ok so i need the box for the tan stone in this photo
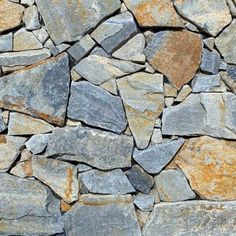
[175,85,192,102]
[174,136,236,200]
[61,200,72,212]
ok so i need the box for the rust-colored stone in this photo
[61,200,72,212]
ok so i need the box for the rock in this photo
[0,135,26,172]
[0,53,70,126]
[0,33,13,52]
[112,34,146,63]
[32,156,79,203]
[0,0,25,33]
[33,26,49,44]
[64,194,142,236]
[133,194,154,212]
[154,169,196,202]
[23,5,40,30]
[220,71,236,94]
[145,30,202,89]
[45,126,133,170]
[174,0,232,36]
[74,55,144,85]
[80,169,135,195]
[0,48,51,66]
[227,65,236,80]
[117,72,164,149]
[13,28,42,51]
[151,128,162,144]
[185,22,199,32]
[36,0,121,44]
[0,110,7,133]
[8,112,54,136]
[175,85,192,102]
[126,165,154,194]
[67,81,127,134]
[124,0,183,28]
[220,61,228,71]
[1,65,25,74]
[21,0,34,5]
[200,49,221,75]
[67,35,96,62]
[203,37,215,51]
[133,138,185,174]
[136,210,150,229]
[25,134,49,154]
[165,97,174,107]
[91,11,138,53]
[100,79,118,95]
[215,19,236,64]
[174,136,236,200]
[143,201,236,236]
[91,46,110,57]
[50,43,70,56]
[70,68,82,82]
[162,92,236,139]
[78,163,92,173]
[149,187,160,204]
[164,83,177,97]
[226,0,236,16]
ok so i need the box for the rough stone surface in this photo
[68,81,127,134]
[0,33,13,52]
[25,134,49,154]
[133,194,154,212]
[133,139,185,174]
[143,201,236,236]
[175,85,192,102]
[33,27,49,44]
[145,30,202,89]
[23,5,40,30]
[117,72,164,149]
[174,136,236,200]
[0,110,7,133]
[220,71,236,94]
[64,194,142,236]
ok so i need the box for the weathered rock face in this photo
[145,30,202,89]
[174,136,236,200]
[143,201,236,236]
[64,194,142,236]
[35,0,121,44]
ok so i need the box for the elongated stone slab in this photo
[0,53,70,126]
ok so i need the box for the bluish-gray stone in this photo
[133,194,154,212]
[0,32,13,52]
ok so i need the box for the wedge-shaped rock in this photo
[220,71,236,94]
[0,110,7,133]
[174,136,236,200]
[133,139,185,174]
[0,135,26,172]
[124,0,183,28]
[174,0,232,36]
[143,201,236,236]
[91,11,138,53]
[8,112,54,135]
[117,72,164,149]
[64,194,142,236]
[162,92,236,139]
[25,134,49,154]
[145,30,202,89]
[0,53,70,126]
[45,127,133,170]
[68,81,127,134]
[80,169,135,195]
[36,0,121,44]
[32,156,79,203]
[74,55,144,85]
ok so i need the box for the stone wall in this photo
[0,0,236,235]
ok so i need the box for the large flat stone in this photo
[0,53,70,126]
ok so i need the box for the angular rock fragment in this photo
[8,112,54,136]
[174,0,232,36]
[117,72,164,149]
[133,194,154,212]
[23,5,40,30]
[91,11,138,53]
[91,46,110,57]
[220,71,236,94]
[145,30,202,89]
[174,85,192,102]
[151,128,162,144]
[25,134,49,154]
[143,201,236,236]
[124,0,183,28]
[68,81,127,134]
[0,53,70,126]
[64,194,142,236]
[74,55,144,85]
[0,110,7,133]
[36,0,121,44]
[0,33,13,52]
[133,139,185,174]
[80,169,135,195]
[46,126,133,170]
[203,37,215,51]
[100,79,118,95]
[21,0,34,5]
[33,26,49,44]
[164,83,177,97]
[174,136,236,200]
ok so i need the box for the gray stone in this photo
[91,11,138,53]
[174,85,192,102]
[0,53,70,126]
[154,169,196,202]
[143,201,236,236]
[100,79,118,95]
[165,97,174,107]
[0,33,13,52]
[174,0,232,36]
[220,61,228,71]
[25,134,50,154]
[220,72,236,94]
[126,165,154,194]
[68,81,127,134]
[226,0,236,17]
[151,128,162,144]
[36,0,121,44]
[91,46,111,57]
[21,0,34,5]
[80,169,135,194]
[64,194,142,236]
[200,49,221,75]
[133,194,154,212]
[74,55,144,85]
[185,22,199,32]
[133,139,185,174]
[45,126,133,170]
[23,5,41,30]
[203,37,215,51]
[0,110,7,133]
[227,65,236,80]
[33,26,49,44]
[50,43,70,56]
[0,49,51,66]
[78,163,92,172]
